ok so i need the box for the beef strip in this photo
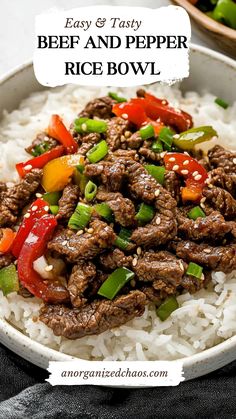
[203,186,236,219]
[164,170,181,203]
[177,210,234,241]
[56,184,80,221]
[0,253,14,269]
[68,261,96,308]
[84,161,126,191]
[138,146,163,163]
[208,145,236,174]
[76,132,101,155]
[209,167,236,198]
[99,249,133,271]
[48,220,116,262]
[0,169,42,227]
[79,96,114,119]
[106,117,130,151]
[134,251,186,286]
[39,290,147,339]
[96,189,135,227]
[126,132,143,149]
[0,182,7,194]
[175,240,236,273]
[25,132,58,155]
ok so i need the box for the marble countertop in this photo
[0,0,230,75]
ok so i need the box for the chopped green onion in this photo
[159,127,174,151]
[173,126,218,151]
[114,228,132,250]
[0,264,19,296]
[74,118,108,134]
[94,203,114,222]
[156,296,179,321]
[85,181,97,202]
[68,203,92,230]
[135,203,155,224]
[215,97,229,109]
[108,92,127,103]
[145,165,165,185]
[73,168,88,194]
[186,262,203,279]
[43,191,61,205]
[139,124,155,140]
[152,139,163,153]
[98,267,135,300]
[86,140,108,163]
[76,164,84,174]
[31,142,50,157]
[50,205,59,215]
[187,206,206,220]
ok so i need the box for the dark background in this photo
[0,342,236,418]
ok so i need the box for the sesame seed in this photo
[200,197,206,203]
[36,193,42,198]
[31,205,38,211]
[233,158,236,165]
[184,152,190,156]
[120,135,126,143]
[81,123,87,131]
[174,108,181,114]
[121,113,128,119]
[154,189,160,197]
[179,261,184,271]
[181,169,189,175]
[44,206,49,211]
[208,183,214,188]
[130,279,136,287]
[192,171,199,177]
[156,216,161,225]
[124,131,131,138]
[132,258,138,267]
[200,203,205,209]
[173,165,179,171]
[201,273,205,281]
[194,174,202,181]
[162,100,167,105]
[160,151,167,158]
[183,160,190,166]
[173,134,180,139]
[76,230,84,236]
[24,213,30,218]
[87,228,94,234]
[203,248,211,253]
[24,164,32,171]
[45,265,53,272]
[62,240,67,245]
[169,157,176,162]
[137,247,142,256]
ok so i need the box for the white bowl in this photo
[0,44,236,382]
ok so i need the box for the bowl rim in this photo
[0,43,236,375]
[173,0,236,40]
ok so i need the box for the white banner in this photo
[47,360,185,387]
[34,5,191,87]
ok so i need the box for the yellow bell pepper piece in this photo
[42,154,84,192]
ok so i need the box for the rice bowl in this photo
[0,45,236,381]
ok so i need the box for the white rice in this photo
[0,83,236,361]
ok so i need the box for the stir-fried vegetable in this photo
[16,145,65,178]
[68,203,92,230]
[94,203,114,222]
[84,181,97,201]
[0,229,15,254]
[186,262,203,279]
[114,228,132,250]
[48,114,78,154]
[173,126,217,151]
[86,140,108,163]
[97,267,135,300]
[17,214,69,303]
[11,198,49,258]
[135,203,155,224]
[43,191,61,205]
[74,118,108,134]
[50,205,59,215]
[187,206,206,220]
[42,154,84,192]
[196,0,236,29]
[108,92,127,102]
[215,97,229,109]
[156,296,179,321]
[0,264,19,296]
[152,139,163,153]
[31,142,51,157]
[139,124,155,140]
[164,153,208,202]
[145,165,165,185]
[159,127,174,151]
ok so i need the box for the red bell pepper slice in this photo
[48,114,78,154]
[11,198,50,258]
[164,152,208,202]
[0,228,16,253]
[16,145,65,178]
[112,102,147,127]
[17,214,69,303]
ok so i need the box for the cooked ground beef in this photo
[0,169,42,226]
[39,290,147,339]
[99,249,133,271]
[203,186,236,219]
[57,184,80,221]
[106,117,130,151]
[208,145,236,173]
[68,261,96,308]
[25,132,58,156]
[164,171,181,203]
[48,220,116,262]
[85,160,126,191]
[79,96,114,119]
[209,167,236,198]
